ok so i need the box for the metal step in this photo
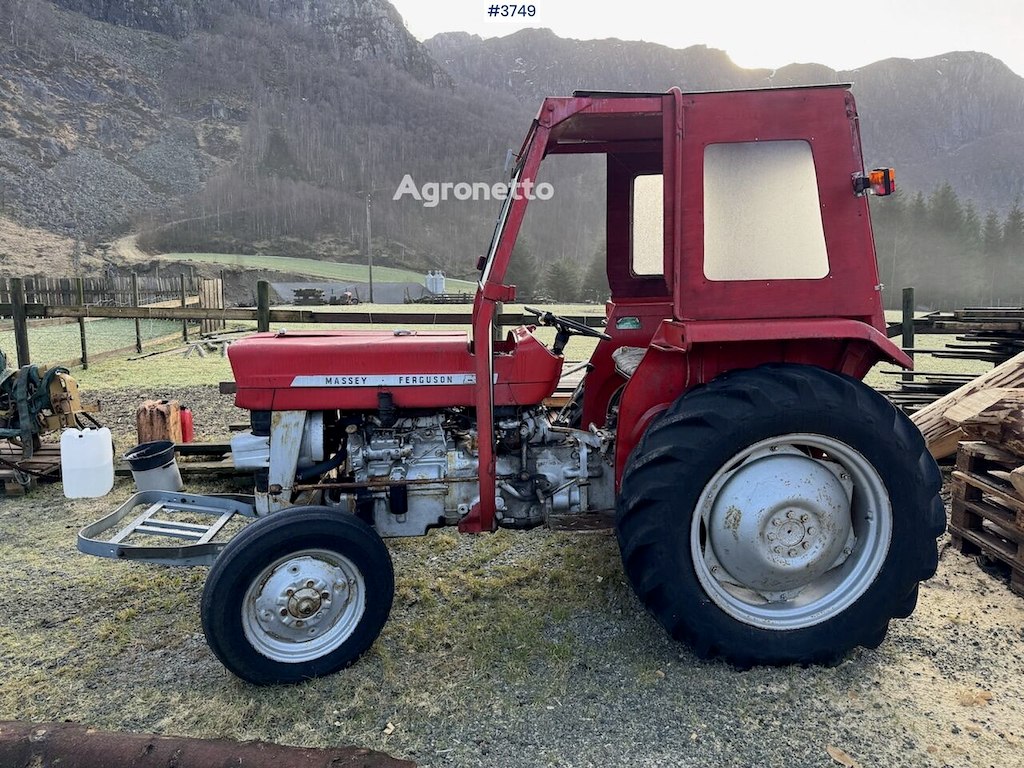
[78,491,257,566]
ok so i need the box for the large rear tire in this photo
[201,506,394,685]
[615,364,944,665]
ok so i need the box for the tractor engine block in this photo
[339,408,612,535]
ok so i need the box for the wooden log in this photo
[911,351,1024,459]
[136,400,183,444]
[0,720,412,768]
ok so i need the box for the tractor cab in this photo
[469,85,909,528]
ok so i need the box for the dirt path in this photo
[111,233,147,264]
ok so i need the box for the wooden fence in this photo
[2,278,938,373]
[0,279,608,369]
[0,274,198,307]
[0,274,209,369]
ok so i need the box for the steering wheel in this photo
[524,306,610,355]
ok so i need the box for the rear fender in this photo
[613,320,908,486]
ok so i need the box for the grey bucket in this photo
[123,440,183,492]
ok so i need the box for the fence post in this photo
[257,280,271,333]
[77,277,88,369]
[902,286,915,383]
[131,272,142,353]
[10,277,30,367]
[180,273,189,343]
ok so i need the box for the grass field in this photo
[163,252,478,291]
[0,318,186,368]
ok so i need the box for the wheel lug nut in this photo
[295,620,304,628]
[799,514,808,523]
[321,592,331,601]
[286,589,294,596]
[787,548,798,557]
[767,533,776,542]
[279,608,287,616]
[801,541,809,550]
[306,580,315,588]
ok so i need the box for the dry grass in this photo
[0,216,78,276]
[0,478,629,748]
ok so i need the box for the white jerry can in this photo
[61,427,114,498]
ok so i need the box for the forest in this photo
[871,184,1024,309]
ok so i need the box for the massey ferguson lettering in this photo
[290,374,477,388]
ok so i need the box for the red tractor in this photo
[202,86,943,684]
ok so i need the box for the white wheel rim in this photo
[690,434,892,630]
[241,549,366,663]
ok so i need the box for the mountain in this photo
[426,29,1024,212]
[1,3,1023,289]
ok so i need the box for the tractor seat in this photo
[612,346,646,379]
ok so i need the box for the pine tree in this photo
[962,201,981,248]
[1004,200,1024,264]
[505,240,538,300]
[982,211,1003,257]
[543,259,582,302]
[928,182,963,237]
[580,242,608,303]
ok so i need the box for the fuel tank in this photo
[229,326,562,411]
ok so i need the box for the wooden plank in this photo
[199,277,225,335]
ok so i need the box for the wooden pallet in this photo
[0,441,61,496]
[950,441,1024,596]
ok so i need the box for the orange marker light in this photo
[869,168,895,196]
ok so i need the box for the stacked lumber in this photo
[910,351,1024,459]
[882,307,1024,412]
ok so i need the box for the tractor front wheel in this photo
[201,506,394,685]
[616,364,945,665]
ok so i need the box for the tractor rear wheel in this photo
[615,364,944,665]
[201,506,394,685]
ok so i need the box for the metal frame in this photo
[78,491,256,566]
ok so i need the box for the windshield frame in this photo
[479,154,527,287]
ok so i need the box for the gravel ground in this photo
[1,382,1023,767]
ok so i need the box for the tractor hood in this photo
[228,327,562,411]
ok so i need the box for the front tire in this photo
[616,364,944,665]
[201,506,394,685]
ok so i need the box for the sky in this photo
[388,0,1024,78]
